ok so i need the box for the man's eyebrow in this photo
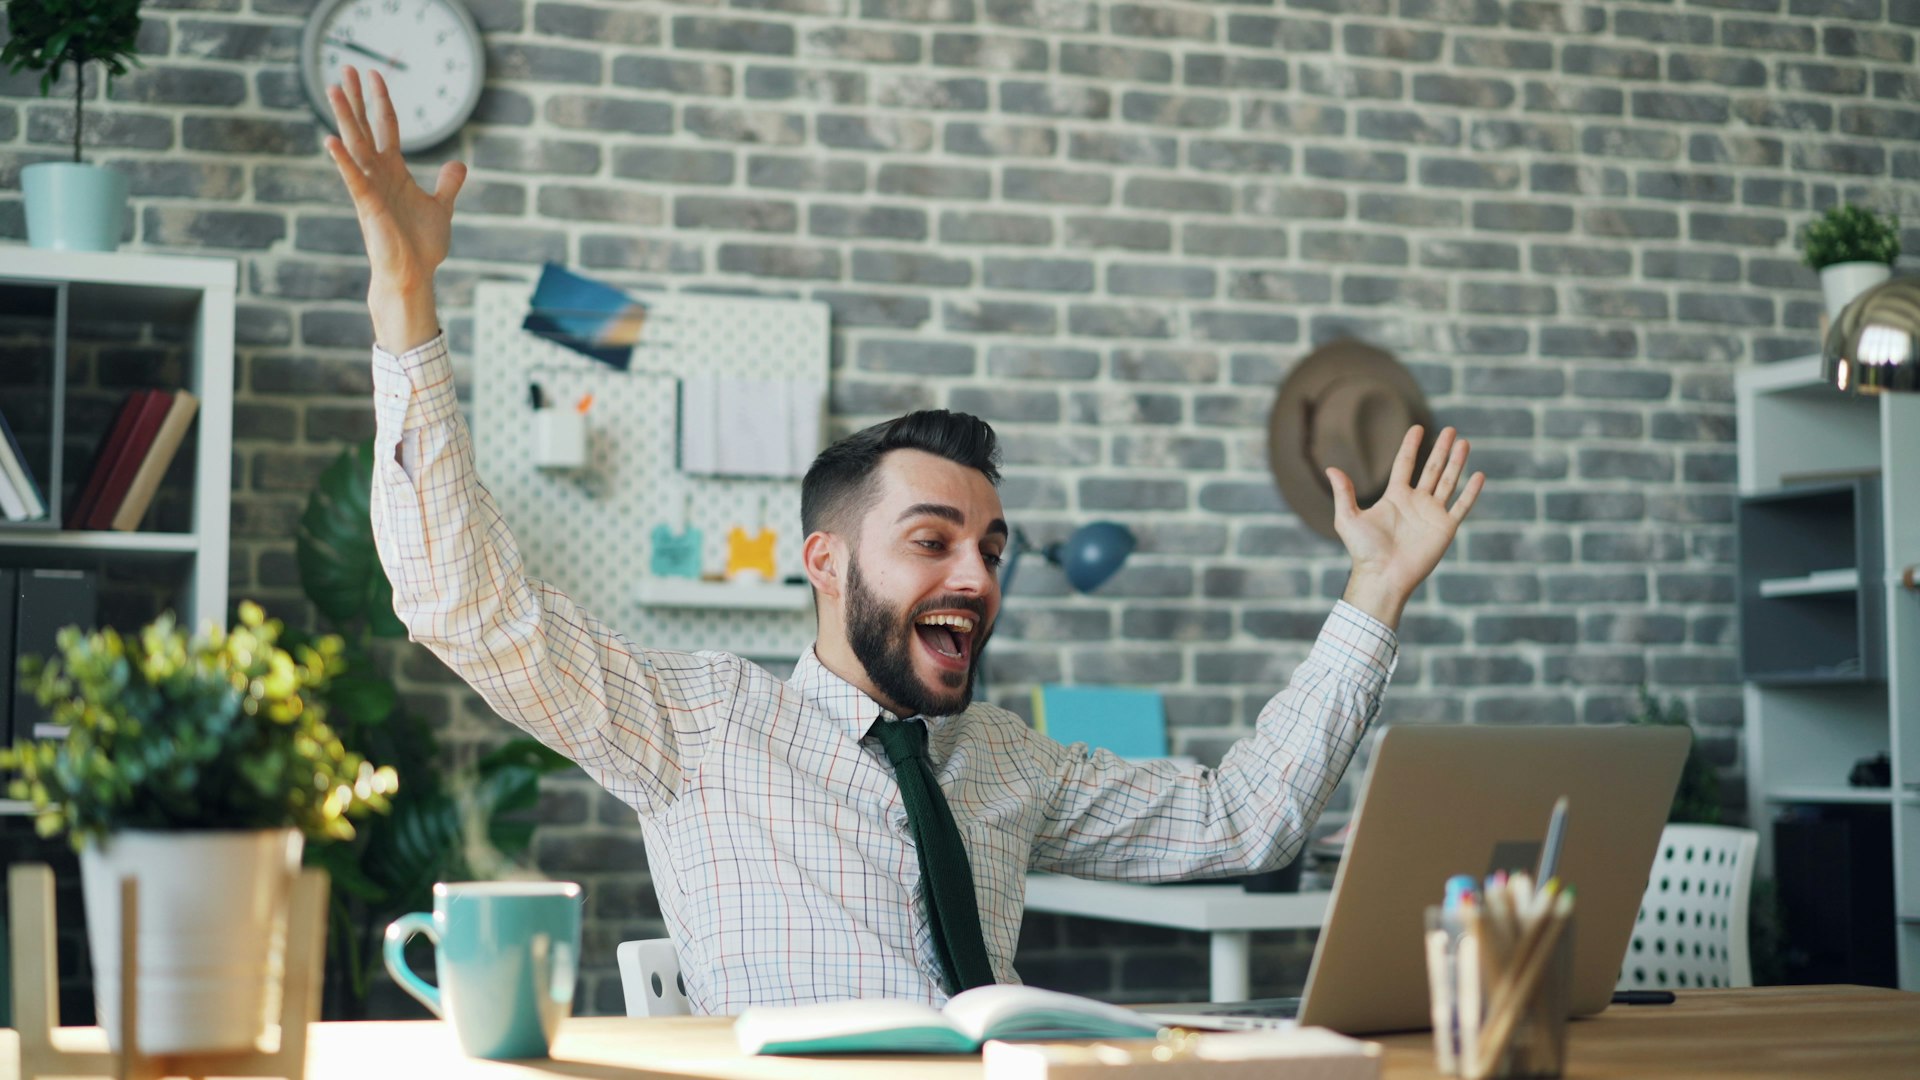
[895,502,966,526]
[893,504,1009,538]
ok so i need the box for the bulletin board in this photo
[473,280,830,660]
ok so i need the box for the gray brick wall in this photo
[5,0,1917,1012]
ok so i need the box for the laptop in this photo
[1145,724,1690,1035]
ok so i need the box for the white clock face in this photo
[302,0,486,154]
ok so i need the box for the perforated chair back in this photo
[1616,823,1758,991]
[617,938,691,1016]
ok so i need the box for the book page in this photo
[943,984,1160,1042]
[734,999,964,1054]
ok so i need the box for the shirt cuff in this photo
[1305,600,1400,685]
[371,332,459,435]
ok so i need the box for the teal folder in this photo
[1032,685,1168,759]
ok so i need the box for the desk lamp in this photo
[1823,276,1920,593]
[1002,521,1137,596]
[1822,276,1920,395]
[977,522,1135,699]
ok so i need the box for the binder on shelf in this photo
[65,390,149,530]
[109,389,198,532]
[0,407,45,520]
[84,389,173,531]
[10,569,95,741]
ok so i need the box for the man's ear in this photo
[802,531,841,599]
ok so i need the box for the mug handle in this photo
[383,912,444,1019]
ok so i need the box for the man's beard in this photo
[845,556,990,718]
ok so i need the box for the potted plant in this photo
[0,602,398,1052]
[1800,204,1902,320]
[295,438,576,1018]
[0,0,143,250]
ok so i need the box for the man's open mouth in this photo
[913,613,976,669]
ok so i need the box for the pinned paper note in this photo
[522,263,647,370]
[726,526,777,582]
[679,375,825,479]
[651,524,703,579]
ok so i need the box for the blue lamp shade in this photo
[1055,521,1136,593]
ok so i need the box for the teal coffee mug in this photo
[383,881,582,1059]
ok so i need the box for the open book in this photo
[735,985,1161,1055]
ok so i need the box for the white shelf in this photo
[1023,873,1328,932]
[635,578,812,612]
[1758,568,1860,598]
[1766,786,1896,806]
[0,247,235,290]
[0,529,199,554]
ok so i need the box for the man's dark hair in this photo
[801,410,1001,537]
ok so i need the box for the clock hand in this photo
[324,36,409,73]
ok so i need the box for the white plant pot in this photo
[1820,260,1892,319]
[79,829,303,1054]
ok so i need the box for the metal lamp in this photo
[1002,521,1137,596]
[1822,276,1920,395]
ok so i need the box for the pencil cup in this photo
[533,409,587,470]
[1425,907,1575,1080]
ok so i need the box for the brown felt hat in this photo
[1267,340,1437,541]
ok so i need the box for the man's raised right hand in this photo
[322,64,466,353]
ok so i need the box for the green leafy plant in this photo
[0,0,145,164]
[0,601,397,848]
[1799,204,1902,271]
[295,438,575,1016]
[1630,687,1721,825]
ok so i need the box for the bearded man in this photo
[323,67,1484,1014]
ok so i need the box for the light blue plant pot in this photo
[22,162,129,251]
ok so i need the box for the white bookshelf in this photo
[0,251,234,822]
[1736,354,1920,990]
[0,249,232,630]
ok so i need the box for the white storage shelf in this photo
[0,249,234,818]
[1737,353,1920,989]
[635,578,813,612]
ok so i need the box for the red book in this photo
[65,390,150,530]
[84,390,174,531]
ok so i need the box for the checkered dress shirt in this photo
[370,334,1399,1015]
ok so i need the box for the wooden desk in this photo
[6,986,1915,1079]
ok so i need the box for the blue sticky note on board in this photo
[523,262,646,370]
[1033,685,1168,760]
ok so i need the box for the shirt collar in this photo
[790,645,954,743]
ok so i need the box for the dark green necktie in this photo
[870,717,996,995]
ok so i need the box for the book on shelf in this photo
[108,390,198,532]
[66,390,149,530]
[82,389,174,531]
[0,407,46,520]
[7,569,94,745]
[734,985,1161,1056]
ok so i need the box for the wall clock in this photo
[301,0,486,154]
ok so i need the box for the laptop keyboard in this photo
[1190,997,1301,1019]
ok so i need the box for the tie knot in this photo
[870,717,927,764]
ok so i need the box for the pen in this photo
[1537,795,1569,882]
[1611,990,1675,1006]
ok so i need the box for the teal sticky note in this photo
[1033,685,1168,759]
[650,524,703,579]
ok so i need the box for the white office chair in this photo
[617,937,691,1017]
[618,832,693,1017]
[1616,823,1758,991]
